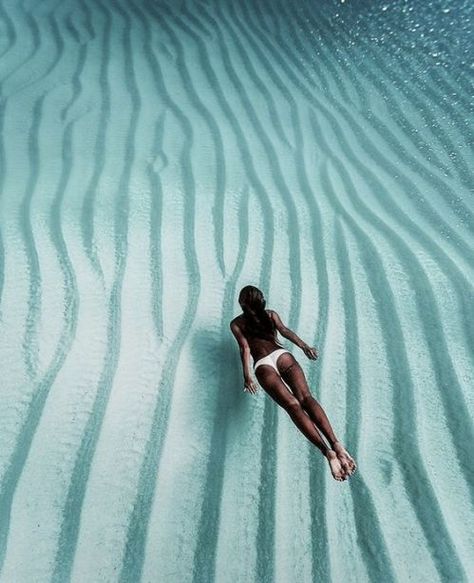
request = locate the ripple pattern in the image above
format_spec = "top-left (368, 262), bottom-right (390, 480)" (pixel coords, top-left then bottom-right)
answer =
top-left (0, 0), bottom-right (473, 581)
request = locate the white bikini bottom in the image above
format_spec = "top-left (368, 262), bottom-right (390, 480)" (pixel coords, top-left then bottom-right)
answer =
top-left (253, 348), bottom-right (291, 374)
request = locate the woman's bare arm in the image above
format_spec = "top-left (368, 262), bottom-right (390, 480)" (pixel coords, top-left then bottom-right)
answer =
top-left (270, 310), bottom-right (318, 359)
top-left (230, 320), bottom-right (258, 393)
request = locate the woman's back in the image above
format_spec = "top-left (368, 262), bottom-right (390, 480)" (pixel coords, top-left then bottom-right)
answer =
top-left (236, 310), bottom-right (284, 360)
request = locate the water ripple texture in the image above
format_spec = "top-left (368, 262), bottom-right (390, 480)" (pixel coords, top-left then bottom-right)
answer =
top-left (0, 0), bottom-right (473, 581)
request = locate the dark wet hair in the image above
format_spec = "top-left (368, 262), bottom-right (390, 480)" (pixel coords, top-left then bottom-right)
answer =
top-left (238, 285), bottom-right (276, 341)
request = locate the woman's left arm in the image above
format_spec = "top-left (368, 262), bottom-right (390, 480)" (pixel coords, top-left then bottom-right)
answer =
top-left (230, 321), bottom-right (258, 393)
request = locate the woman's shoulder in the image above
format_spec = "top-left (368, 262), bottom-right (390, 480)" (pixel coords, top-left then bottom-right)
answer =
top-left (230, 314), bottom-right (245, 326)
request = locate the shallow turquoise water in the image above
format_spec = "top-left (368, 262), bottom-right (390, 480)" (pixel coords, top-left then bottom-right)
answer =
top-left (0, 0), bottom-right (473, 581)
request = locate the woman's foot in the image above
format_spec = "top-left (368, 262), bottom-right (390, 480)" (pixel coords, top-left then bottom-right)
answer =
top-left (333, 441), bottom-right (357, 476)
top-left (326, 450), bottom-right (347, 481)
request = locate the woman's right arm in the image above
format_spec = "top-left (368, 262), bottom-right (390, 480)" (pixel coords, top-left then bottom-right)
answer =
top-left (270, 310), bottom-right (318, 360)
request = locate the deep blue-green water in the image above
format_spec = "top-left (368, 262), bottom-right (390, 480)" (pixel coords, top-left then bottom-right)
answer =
top-left (0, 0), bottom-right (473, 581)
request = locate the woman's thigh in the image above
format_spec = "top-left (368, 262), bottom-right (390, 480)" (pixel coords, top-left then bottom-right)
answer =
top-left (255, 366), bottom-right (300, 408)
top-left (278, 359), bottom-right (312, 402)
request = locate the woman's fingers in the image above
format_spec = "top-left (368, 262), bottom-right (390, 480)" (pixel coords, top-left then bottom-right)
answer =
top-left (304, 346), bottom-right (319, 359)
top-left (244, 381), bottom-right (258, 394)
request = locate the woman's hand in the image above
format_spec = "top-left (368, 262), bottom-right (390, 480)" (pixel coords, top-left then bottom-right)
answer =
top-left (244, 377), bottom-right (258, 394)
top-left (302, 344), bottom-right (318, 360)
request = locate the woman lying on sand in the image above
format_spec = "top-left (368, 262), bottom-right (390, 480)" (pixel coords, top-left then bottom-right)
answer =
top-left (230, 285), bottom-right (356, 481)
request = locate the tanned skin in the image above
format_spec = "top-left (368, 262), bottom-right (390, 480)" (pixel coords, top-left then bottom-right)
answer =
top-left (230, 308), bottom-right (356, 481)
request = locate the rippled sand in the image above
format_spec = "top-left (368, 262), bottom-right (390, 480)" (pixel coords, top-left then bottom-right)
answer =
top-left (0, 0), bottom-right (473, 581)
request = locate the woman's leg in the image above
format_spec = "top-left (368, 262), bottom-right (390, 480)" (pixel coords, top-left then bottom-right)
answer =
top-left (255, 365), bottom-right (347, 481)
top-left (277, 357), bottom-right (338, 446)
top-left (278, 356), bottom-right (357, 476)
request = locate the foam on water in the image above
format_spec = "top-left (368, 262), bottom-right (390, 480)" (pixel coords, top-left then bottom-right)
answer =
top-left (0, 0), bottom-right (473, 581)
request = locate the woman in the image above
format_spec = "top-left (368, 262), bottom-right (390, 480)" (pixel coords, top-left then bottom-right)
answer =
top-left (230, 285), bottom-right (356, 481)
